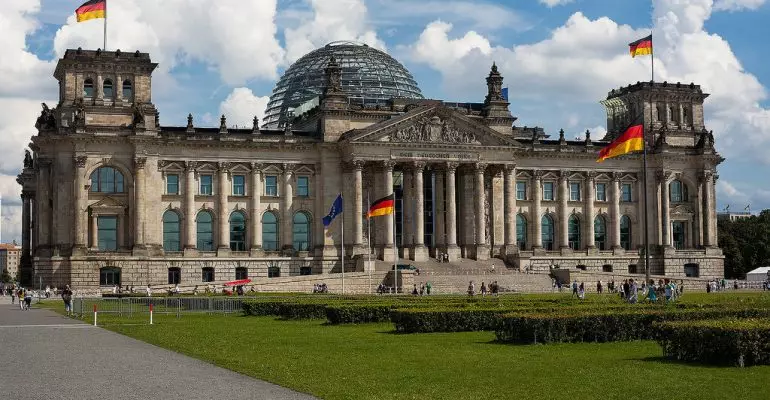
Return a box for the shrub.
[655,319,770,367]
[495,308,770,344]
[325,304,394,324]
[390,308,508,333]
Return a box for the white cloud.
[539,0,574,7]
[368,0,531,32]
[219,88,270,129]
[283,0,385,63]
[713,0,767,10]
[52,0,285,85]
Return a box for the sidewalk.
[0,300,316,400]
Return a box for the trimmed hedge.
[655,319,770,367]
[391,308,506,333]
[495,308,770,344]
[325,304,395,324]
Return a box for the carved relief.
[134,157,147,169]
[75,156,88,169]
[392,115,480,144]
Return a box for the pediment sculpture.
[391,116,480,144]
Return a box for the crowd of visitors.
[466,280,499,296]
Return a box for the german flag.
[368,194,395,218]
[76,0,106,22]
[597,125,644,162]
[629,35,652,58]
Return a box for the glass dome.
[263,41,424,128]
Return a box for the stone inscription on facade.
[392,116,480,144]
[391,150,478,161]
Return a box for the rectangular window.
[596,183,607,201]
[297,176,309,197]
[97,216,118,251]
[542,182,554,201]
[516,181,527,200]
[621,183,632,202]
[166,174,179,195]
[202,267,215,283]
[168,268,181,285]
[232,175,245,196]
[200,175,213,195]
[569,182,581,201]
[265,175,278,196]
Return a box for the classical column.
[382,161,395,258]
[445,162,460,260]
[21,192,31,256]
[90,214,98,250]
[184,162,196,250]
[217,163,230,252]
[703,170,714,247]
[610,173,621,250]
[474,163,489,260]
[36,159,51,251]
[133,157,147,251]
[532,171,543,249]
[503,164,517,253]
[314,163,325,252]
[250,163,262,252]
[73,156,87,249]
[659,171,671,247]
[585,172,596,249]
[558,170,569,250]
[402,169,412,258]
[412,162,427,261]
[282,164,295,252]
[352,160,364,246]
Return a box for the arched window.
[196,211,214,251]
[84,78,95,97]
[229,211,246,251]
[670,180,688,203]
[163,211,181,252]
[99,267,121,286]
[262,212,278,251]
[620,215,632,250]
[90,167,125,193]
[568,215,581,250]
[541,215,554,251]
[516,214,527,250]
[122,79,133,99]
[293,212,311,251]
[594,216,607,251]
[103,79,114,98]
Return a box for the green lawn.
[37,296,770,400]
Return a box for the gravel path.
[0,297,316,400]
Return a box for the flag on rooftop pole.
[501,87,509,102]
[75,0,107,50]
[629,34,652,58]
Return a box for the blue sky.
[0,0,768,242]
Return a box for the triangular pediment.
[91,196,126,209]
[342,105,521,147]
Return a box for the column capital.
[74,155,87,169]
[559,169,570,181]
[185,161,198,171]
[474,162,487,174]
[381,160,396,172]
[217,161,232,172]
[657,169,672,184]
[250,162,264,172]
[699,170,713,183]
[351,159,365,171]
[611,172,623,182]
[584,170,597,181]
[412,161,426,172]
[533,169,544,180]
[446,161,459,172]
[503,163,517,173]
[134,157,147,170]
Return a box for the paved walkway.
[0,297,316,400]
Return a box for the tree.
[0,269,10,283]
[718,211,770,279]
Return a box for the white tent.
[746,266,770,281]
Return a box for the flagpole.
[392,196,398,294]
[341,194,345,295]
[650,31,654,82]
[644,31,653,286]
[103,0,107,51]
[367,191,372,295]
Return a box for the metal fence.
[72,296,248,318]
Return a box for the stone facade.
[16,48,725,289]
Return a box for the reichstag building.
[17,41,724,288]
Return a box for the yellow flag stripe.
[77,10,105,22]
[367,206,394,217]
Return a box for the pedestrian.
[628,279,638,304]
[480,282,488,297]
[45,285,51,299]
[571,280,578,298]
[467,281,475,296]
[23,289,32,310]
[61,285,73,316]
[596,280,603,294]
[411,284,418,295]
[492,281,499,296]
[146,284,152,297]
[425,281,432,295]
[419,284,425,296]
[578,282,585,299]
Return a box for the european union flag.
[501,87,509,101]
[322,194,343,227]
